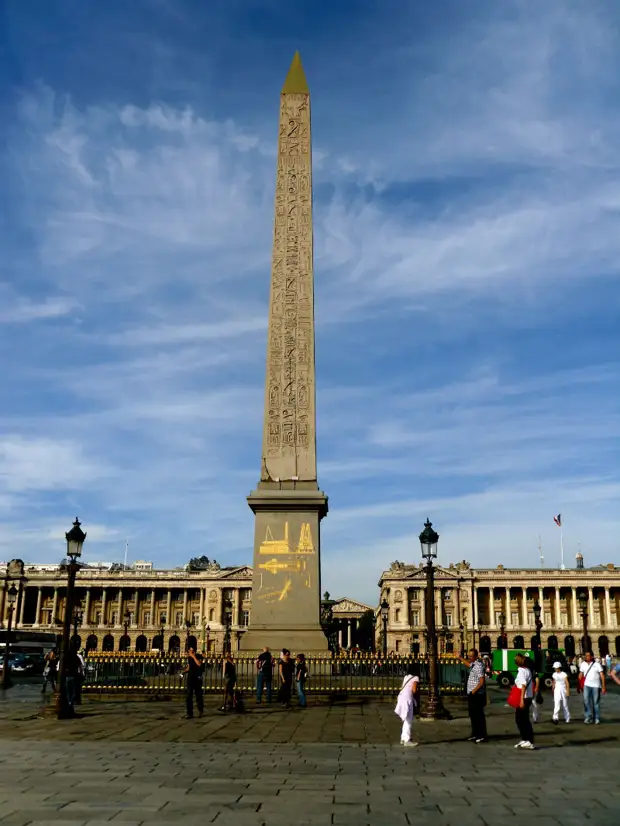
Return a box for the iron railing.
[83,654,467,696]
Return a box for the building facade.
[0,561,254,654]
[378,558,620,657]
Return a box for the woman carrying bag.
[507,654,536,750]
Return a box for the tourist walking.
[278,649,294,708]
[74,649,85,705]
[295,653,308,709]
[526,657,542,724]
[513,654,535,749]
[221,653,236,712]
[41,649,58,694]
[460,648,487,743]
[394,669,419,747]
[256,647,273,704]
[579,651,606,724]
[183,647,204,719]
[551,661,570,724]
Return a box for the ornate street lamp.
[1,584,18,690]
[380,598,389,658]
[498,612,506,650]
[419,519,449,720]
[57,518,86,719]
[224,599,233,655]
[72,602,83,647]
[184,618,192,651]
[532,600,543,670]
[370,613,377,654]
[205,624,211,654]
[320,592,336,653]
[120,610,131,651]
[578,591,589,654]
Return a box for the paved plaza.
[0,686,618,824]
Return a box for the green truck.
[491,648,567,688]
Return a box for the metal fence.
[83,654,467,697]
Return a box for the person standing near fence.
[256,647,273,704]
[460,649,487,744]
[295,653,308,709]
[183,648,204,719]
[221,653,236,712]
[278,649,294,708]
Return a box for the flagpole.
[560,529,565,570]
[538,535,544,568]
[124,540,128,569]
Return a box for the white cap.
[553,661,562,669]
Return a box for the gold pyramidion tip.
[281,51,309,94]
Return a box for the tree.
[187,555,216,571]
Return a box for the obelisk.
[241,53,329,654]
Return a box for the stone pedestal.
[240,483,329,654]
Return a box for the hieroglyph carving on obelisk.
[261,51,316,484]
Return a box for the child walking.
[394,671,420,747]
[551,661,570,724]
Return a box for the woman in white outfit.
[394,671,420,747]
[551,661,570,723]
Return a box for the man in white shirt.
[579,651,606,724]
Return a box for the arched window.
[496,636,506,650]
[186,634,198,651]
[119,634,130,652]
[168,635,181,654]
[86,634,98,652]
[209,608,215,622]
[395,609,400,622]
[581,635,592,654]
[564,635,575,657]
[102,634,115,652]
[598,636,609,657]
[71,634,82,651]
[513,635,525,649]
[152,634,164,650]
[480,635,491,653]
[135,635,148,652]
[547,635,558,650]
[615,636,620,656]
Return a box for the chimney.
[575,553,584,570]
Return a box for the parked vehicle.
[491,648,567,688]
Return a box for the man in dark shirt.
[183,648,204,719]
[256,647,273,704]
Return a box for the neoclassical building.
[378,556,620,657]
[0,560,373,655]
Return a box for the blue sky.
[1,0,619,605]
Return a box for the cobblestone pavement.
[0,687,618,824]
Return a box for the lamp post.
[1,584,18,690]
[380,599,389,657]
[320,592,336,653]
[532,600,543,670]
[205,624,210,655]
[57,518,86,719]
[370,614,377,654]
[72,604,83,647]
[122,610,131,651]
[578,591,589,654]
[498,612,506,650]
[184,619,192,651]
[224,599,232,655]
[419,519,449,720]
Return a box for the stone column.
[83,589,90,626]
[199,589,205,626]
[52,588,59,625]
[101,589,107,627]
[232,589,240,627]
[150,590,155,628]
[555,587,562,628]
[166,590,172,628]
[183,590,188,624]
[338,625,343,648]
[346,619,351,648]
[18,587,26,626]
[34,587,42,627]
[605,588,612,627]
[473,586,479,627]
[571,587,578,627]
[490,589,497,629]
[420,587,426,628]
[538,586,544,614]
[588,587,595,629]
[505,588,512,628]
[521,587,528,627]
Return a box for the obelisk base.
[240,484,329,655]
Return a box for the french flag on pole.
[553,514,562,527]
